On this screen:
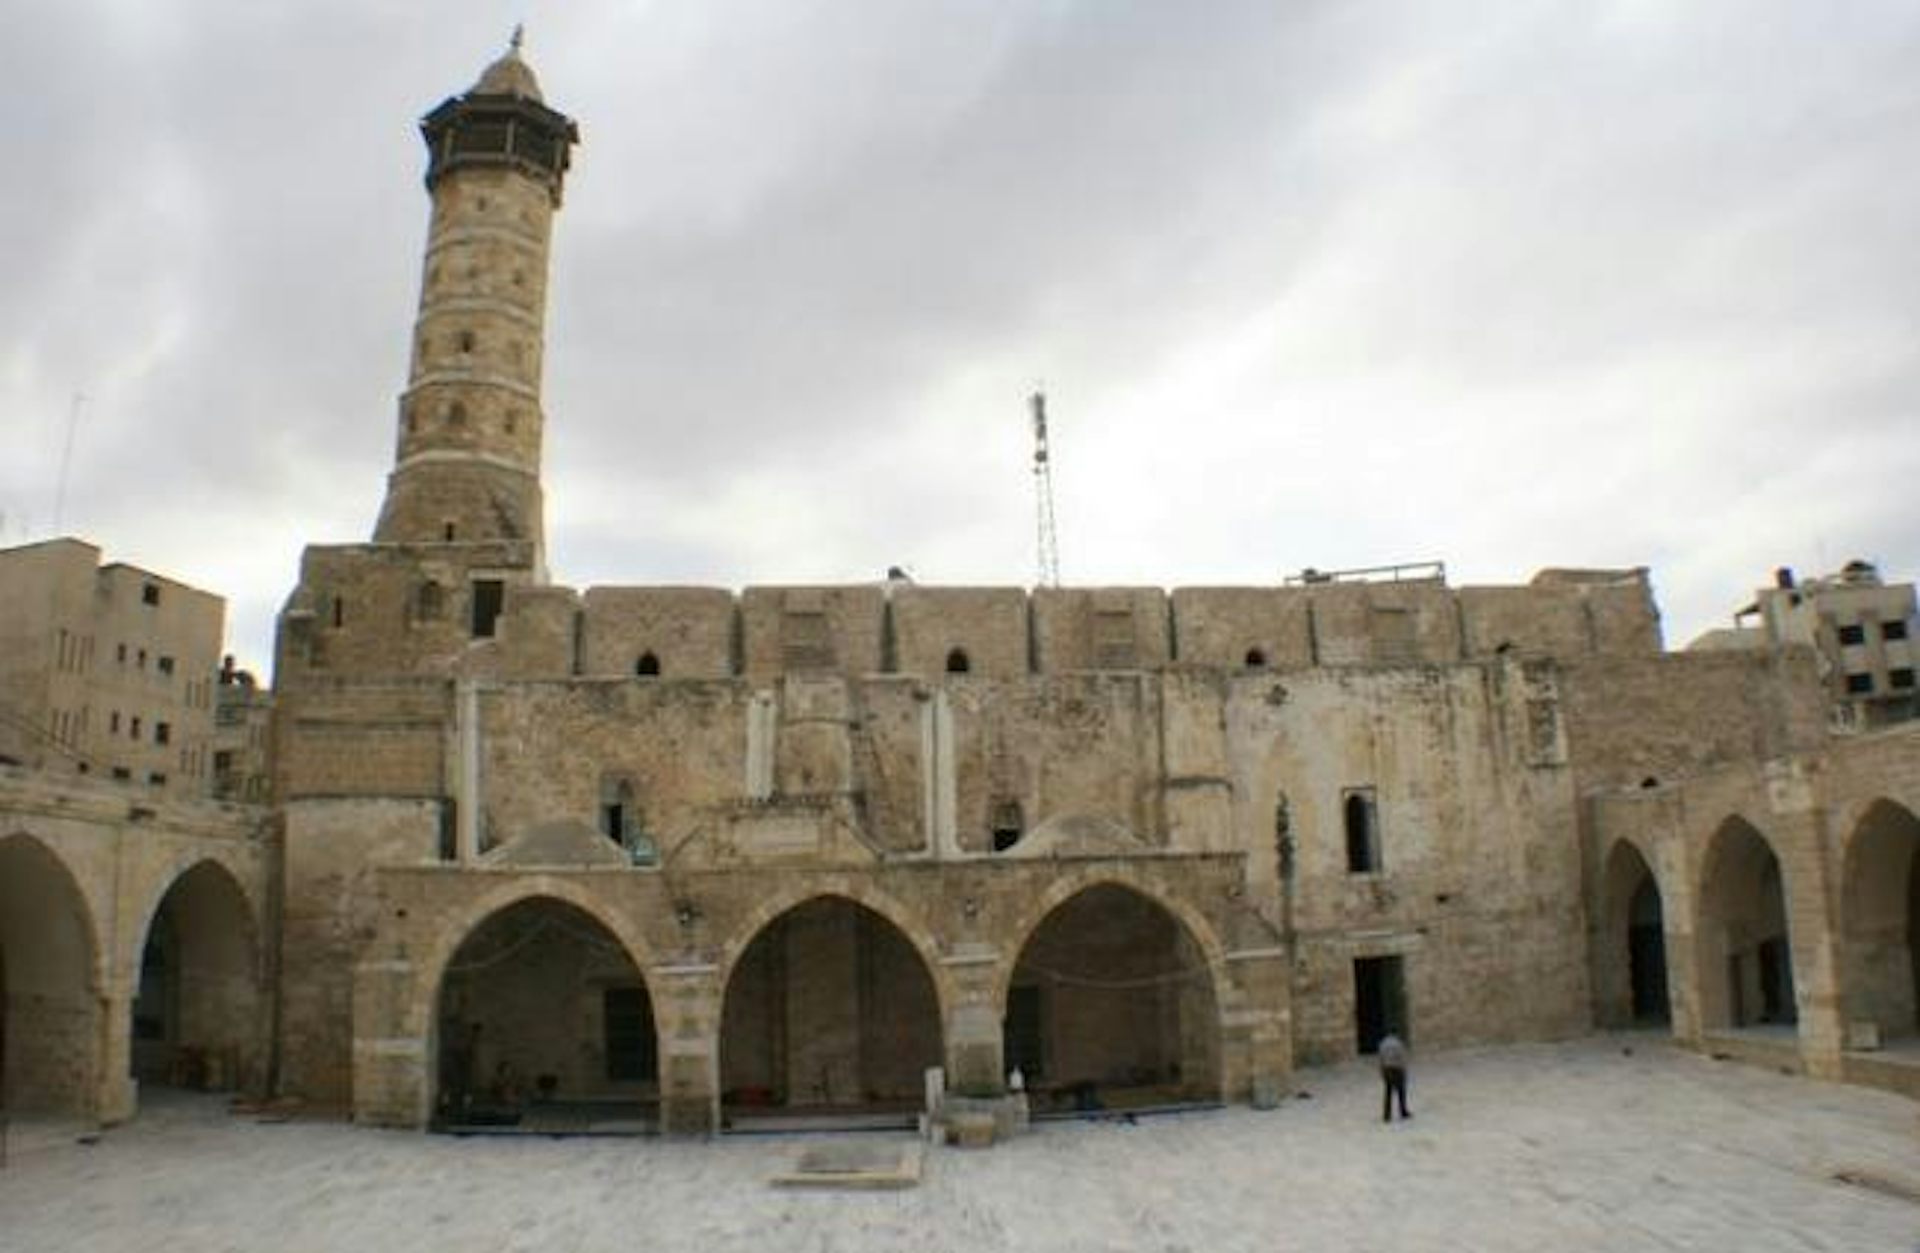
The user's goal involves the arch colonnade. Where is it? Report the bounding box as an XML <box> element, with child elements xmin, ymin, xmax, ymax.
<box><xmin>1589</xmin><ymin>763</ymin><xmax>1920</xmax><ymax>1095</ymax></box>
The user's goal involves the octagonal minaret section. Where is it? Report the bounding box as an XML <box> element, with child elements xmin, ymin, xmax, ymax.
<box><xmin>372</xmin><ymin>32</ymin><xmax>578</xmax><ymax>572</ymax></box>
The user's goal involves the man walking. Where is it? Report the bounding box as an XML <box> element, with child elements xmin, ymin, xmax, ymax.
<box><xmin>1377</xmin><ymin>1030</ymin><xmax>1411</xmax><ymax>1122</ymax></box>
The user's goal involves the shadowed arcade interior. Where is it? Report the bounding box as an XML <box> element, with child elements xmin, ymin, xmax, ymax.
<box><xmin>1598</xmin><ymin>841</ymin><xmax>1670</xmax><ymax>1028</ymax></box>
<box><xmin>131</xmin><ymin>861</ymin><xmax>261</xmax><ymax>1096</ymax></box>
<box><xmin>719</xmin><ymin>896</ymin><xmax>942</xmax><ymax>1129</ymax></box>
<box><xmin>1840</xmin><ymin>799</ymin><xmax>1920</xmax><ymax>1043</ymax></box>
<box><xmin>1005</xmin><ymin>884</ymin><xmax>1221</xmax><ymax>1113</ymax></box>
<box><xmin>1699</xmin><ymin>817</ymin><xmax>1797</xmax><ymax>1031</ymax></box>
<box><xmin>434</xmin><ymin>897</ymin><xmax>658</xmax><ymax>1133</ymax></box>
<box><xmin>0</xmin><ymin>834</ymin><xmax>96</xmax><ymax>1117</ymax></box>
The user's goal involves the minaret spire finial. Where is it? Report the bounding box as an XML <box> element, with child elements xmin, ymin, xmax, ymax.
<box><xmin>510</xmin><ymin>23</ymin><xmax>524</xmax><ymax>53</ymax></box>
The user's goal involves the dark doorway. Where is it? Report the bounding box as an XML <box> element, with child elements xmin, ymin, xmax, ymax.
<box><xmin>1627</xmin><ymin>876</ymin><xmax>1669</xmax><ymax>1023</ymax></box>
<box><xmin>1004</xmin><ymin>984</ymin><xmax>1044</xmax><ymax>1083</ymax></box>
<box><xmin>1758</xmin><ymin>936</ymin><xmax>1796</xmax><ymax>1024</ymax></box>
<box><xmin>1354</xmin><ymin>955</ymin><xmax>1406</xmax><ymax>1055</ymax></box>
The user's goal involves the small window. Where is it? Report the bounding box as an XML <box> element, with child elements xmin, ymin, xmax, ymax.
<box><xmin>141</xmin><ymin>583</ymin><xmax>161</xmax><ymax>606</ymax></box>
<box><xmin>155</xmin><ymin>722</ymin><xmax>171</xmax><ymax>745</ymax></box>
<box><xmin>1883</xmin><ymin>620</ymin><xmax>1909</xmax><ymax>641</ymax></box>
<box><xmin>1345</xmin><ymin>789</ymin><xmax>1381</xmax><ymax>873</ymax></box>
<box><xmin>443</xmin><ymin>522</ymin><xmax>457</xmax><ymax>542</ymax></box>
<box><xmin>471</xmin><ymin>580</ymin><xmax>505</xmax><ymax>638</ymax></box>
<box><xmin>635</xmin><ymin>652</ymin><xmax>661</xmax><ymax>677</ymax></box>
<box><xmin>130</xmin><ymin>716</ymin><xmax>142</xmax><ymax>738</ymax></box>
<box><xmin>110</xmin><ymin>711</ymin><xmax>121</xmax><ymax>733</ymax></box>
<box><xmin>148</xmin><ymin>771</ymin><xmax>167</xmax><ymax>787</ymax></box>
<box><xmin>457</xmin><ymin>330</ymin><xmax>476</xmax><ymax>354</ymax></box>
<box><xmin>991</xmin><ymin>800</ymin><xmax>1024</xmax><ymax>853</ymax></box>
<box><xmin>1837</xmin><ymin>623</ymin><xmax>1867</xmax><ymax>646</ymax></box>
<box><xmin>1845</xmin><ymin>672</ymin><xmax>1874</xmax><ymax>694</ymax></box>
<box><xmin>112</xmin><ymin>767</ymin><xmax>131</xmax><ymax>781</ymax></box>
<box><xmin>1890</xmin><ymin>668</ymin><xmax>1915</xmax><ymax>690</ymax></box>
<box><xmin>116</xmin><ymin>643</ymin><xmax>127</xmax><ymax>664</ymax></box>
<box><xmin>332</xmin><ymin>596</ymin><xmax>345</xmax><ymax>628</ymax></box>
<box><xmin>448</xmin><ymin>401</ymin><xmax>468</xmax><ymax>427</ymax></box>
<box><xmin>416</xmin><ymin>581</ymin><xmax>444</xmax><ymax>621</ymax></box>
<box><xmin>1244</xmin><ymin>647</ymin><xmax>1268</xmax><ymax>669</ymax></box>
<box><xmin>137</xmin><ymin>649</ymin><xmax>147</xmax><ymax>668</ymax></box>
<box><xmin>946</xmin><ymin>648</ymin><xmax>971</xmax><ymax>674</ymax></box>
<box><xmin>157</xmin><ymin>655</ymin><xmax>175</xmax><ymax>676</ymax></box>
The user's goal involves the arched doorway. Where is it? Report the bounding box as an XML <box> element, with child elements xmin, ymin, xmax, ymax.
<box><xmin>1599</xmin><ymin>842</ymin><xmax>1669</xmax><ymax>1027</ymax></box>
<box><xmin>719</xmin><ymin>896</ymin><xmax>941</xmax><ymax>1129</ymax></box>
<box><xmin>1699</xmin><ymin>817</ymin><xmax>1796</xmax><ymax>1031</ymax></box>
<box><xmin>434</xmin><ymin>897</ymin><xmax>658</xmax><ymax>1133</ymax></box>
<box><xmin>1840</xmin><ymin>799</ymin><xmax>1920</xmax><ymax>1042</ymax></box>
<box><xmin>1005</xmin><ymin>884</ymin><xmax>1220</xmax><ymax>1113</ymax></box>
<box><xmin>130</xmin><ymin>861</ymin><xmax>261</xmax><ymax>1096</ymax></box>
<box><xmin>0</xmin><ymin>834</ymin><xmax>97</xmax><ymax>1116</ymax></box>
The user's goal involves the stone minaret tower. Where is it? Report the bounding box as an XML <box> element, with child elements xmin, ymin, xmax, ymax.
<box><xmin>372</xmin><ymin>31</ymin><xmax>578</xmax><ymax>573</ymax></box>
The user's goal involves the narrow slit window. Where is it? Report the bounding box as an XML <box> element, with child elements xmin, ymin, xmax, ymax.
<box><xmin>1345</xmin><ymin>789</ymin><xmax>1381</xmax><ymax>873</ymax></box>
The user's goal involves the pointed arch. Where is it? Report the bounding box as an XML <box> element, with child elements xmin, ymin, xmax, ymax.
<box><xmin>717</xmin><ymin>889</ymin><xmax>945</xmax><ymax>1122</ymax></box>
<box><xmin>1839</xmin><ymin>798</ymin><xmax>1920</xmax><ymax>1041</ymax></box>
<box><xmin>1698</xmin><ymin>815</ymin><xmax>1796</xmax><ymax>1031</ymax></box>
<box><xmin>428</xmin><ymin>885</ymin><xmax>659</xmax><ymax>1129</ymax></box>
<box><xmin>0</xmin><ymin>832</ymin><xmax>101</xmax><ymax>1115</ymax></box>
<box><xmin>1598</xmin><ymin>839</ymin><xmax>1669</xmax><ymax>1027</ymax></box>
<box><xmin>999</xmin><ymin>873</ymin><xmax>1225</xmax><ymax>1107</ymax></box>
<box><xmin>129</xmin><ymin>858</ymin><xmax>263</xmax><ymax>1094</ymax></box>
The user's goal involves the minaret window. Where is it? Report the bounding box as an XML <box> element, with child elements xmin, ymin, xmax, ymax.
<box><xmin>457</xmin><ymin>331</ymin><xmax>476</xmax><ymax>354</ymax></box>
<box><xmin>447</xmin><ymin>401</ymin><xmax>468</xmax><ymax>426</ymax></box>
<box><xmin>946</xmin><ymin>648</ymin><xmax>971</xmax><ymax>674</ymax></box>
<box><xmin>471</xmin><ymin>580</ymin><xmax>505</xmax><ymax>638</ymax></box>
<box><xmin>635</xmin><ymin>652</ymin><xmax>661</xmax><ymax>677</ymax></box>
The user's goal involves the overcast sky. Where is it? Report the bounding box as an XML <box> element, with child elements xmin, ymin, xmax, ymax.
<box><xmin>4</xmin><ymin>1</ymin><xmax>1917</xmax><ymax>675</ymax></box>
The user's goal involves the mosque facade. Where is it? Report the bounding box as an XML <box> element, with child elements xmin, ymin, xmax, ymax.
<box><xmin>2</xmin><ymin>41</ymin><xmax>1915</xmax><ymax>1134</ymax></box>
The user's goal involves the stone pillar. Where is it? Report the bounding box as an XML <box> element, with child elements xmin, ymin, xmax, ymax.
<box><xmin>351</xmin><ymin>954</ymin><xmax>429</xmax><ymax>1127</ymax></box>
<box><xmin>95</xmin><ymin>988</ymin><xmax>136</xmax><ymax>1125</ymax></box>
<box><xmin>653</xmin><ymin>963</ymin><xmax>721</xmax><ymax>1136</ymax></box>
<box><xmin>1220</xmin><ymin>949</ymin><xmax>1292</xmax><ymax>1104</ymax></box>
<box><xmin>1776</xmin><ymin>799</ymin><xmax>1846</xmax><ymax>1079</ymax></box>
<box><xmin>942</xmin><ymin>950</ymin><xmax>1006</xmax><ymax>1093</ymax></box>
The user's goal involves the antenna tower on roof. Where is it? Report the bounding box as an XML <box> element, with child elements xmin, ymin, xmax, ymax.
<box><xmin>1031</xmin><ymin>388</ymin><xmax>1061</xmax><ymax>588</ymax></box>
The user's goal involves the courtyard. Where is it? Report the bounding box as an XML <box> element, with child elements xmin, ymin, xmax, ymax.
<box><xmin>0</xmin><ymin>1035</ymin><xmax>1914</xmax><ymax>1252</ymax></box>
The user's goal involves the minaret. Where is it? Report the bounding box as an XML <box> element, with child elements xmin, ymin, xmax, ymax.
<box><xmin>372</xmin><ymin>29</ymin><xmax>578</xmax><ymax>574</ymax></box>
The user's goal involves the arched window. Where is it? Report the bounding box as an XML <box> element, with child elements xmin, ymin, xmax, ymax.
<box><xmin>600</xmin><ymin>776</ymin><xmax>635</xmax><ymax>844</ymax></box>
<box><xmin>946</xmin><ymin>648</ymin><xmax>971</xmax><ymax>674</ymax></box>
<box><xmin>635</xmin><ymin>652</ymin><xmax>661</xmax><ymax>677</ymax></box>
<box><xmin>1345</xmin><ymin>789</ymin><xmax>1380</xmax><ymax>873</ymax></box>
<box><xmin>458</xmin><ymin>330</ymin><xmax>476</xmax><ymax>354</ymax></box>
<box><xmin>1244</xmin><ymin>647</ymin><xmax>1268</xmax><ymax>669</ymax></box>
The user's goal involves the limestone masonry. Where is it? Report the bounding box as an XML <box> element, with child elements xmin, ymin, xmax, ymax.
<box><xmin>2</xmin><ymin>40</ymin><xmax>1915</xmax><ymax>1137</ymax></box>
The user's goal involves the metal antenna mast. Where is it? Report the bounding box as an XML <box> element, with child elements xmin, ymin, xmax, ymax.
<box><xmin>1030</xmin><ymin>389</ymin><xmax>1061</xmax><ymax>587</ymax></box>
<box><xmin>52</xmin><ymin>392</ymin><xmax>86</xmax><ymax>536</ymax></box>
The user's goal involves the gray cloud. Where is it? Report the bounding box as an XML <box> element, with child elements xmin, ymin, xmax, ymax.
<box><xmin>3</xmin><ymin>0</ymin><xmax>1916</xmax><ymax>671</ymax></box>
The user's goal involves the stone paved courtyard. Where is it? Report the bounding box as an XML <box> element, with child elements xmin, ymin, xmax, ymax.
<box><xmin>2</xmin><ymin>1036</ymin><xmax>1914</xmax><ymax>1253</ymax></box>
